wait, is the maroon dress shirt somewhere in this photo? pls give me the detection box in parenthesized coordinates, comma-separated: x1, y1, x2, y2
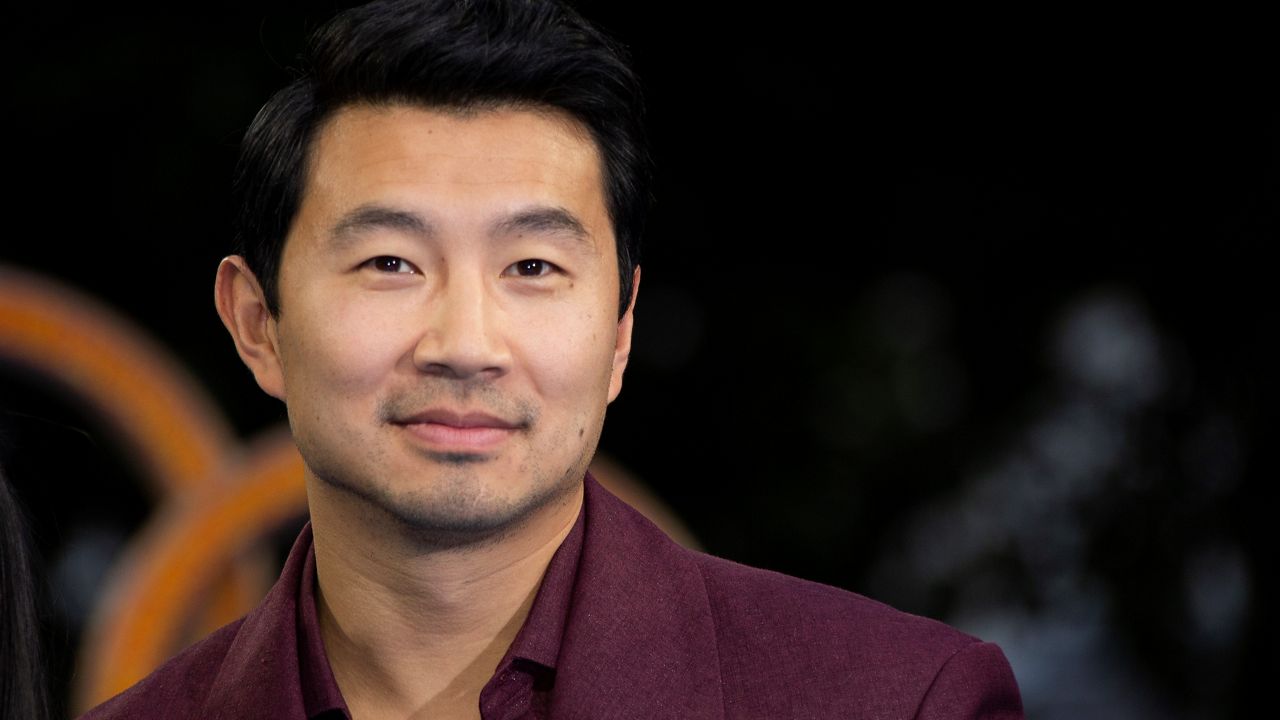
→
(81, 475, 1024, 719)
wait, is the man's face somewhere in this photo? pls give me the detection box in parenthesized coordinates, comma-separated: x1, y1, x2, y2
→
(255, 104, 634, 540)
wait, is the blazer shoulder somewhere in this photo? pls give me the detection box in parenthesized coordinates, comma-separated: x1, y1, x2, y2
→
(692, 552, 1015, 718)
(915, 640, 1024, 720)
(693, 551, 976, 656)
(77, 618, 244, 720)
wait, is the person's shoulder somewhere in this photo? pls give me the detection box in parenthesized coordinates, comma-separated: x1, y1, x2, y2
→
(77, 618, 244, 720)
(696, 548, 972, 650)
(585, 479, 1024, 716)
(690, 552, 1023, 718)
(693, 550, 973, 655)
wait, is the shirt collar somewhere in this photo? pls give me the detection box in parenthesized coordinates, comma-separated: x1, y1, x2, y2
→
(496, 493, 585, 671)
(297, 531, 349, 718)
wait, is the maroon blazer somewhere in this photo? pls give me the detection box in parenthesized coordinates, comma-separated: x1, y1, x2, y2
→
(81, 477, 1023, 719)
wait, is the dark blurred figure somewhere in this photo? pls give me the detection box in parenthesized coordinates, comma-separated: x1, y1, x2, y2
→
(1, 464, 49, 720)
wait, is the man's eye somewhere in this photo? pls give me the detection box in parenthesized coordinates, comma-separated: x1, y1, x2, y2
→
(505, 259, 557, 277)
(363, 256, 416, 274)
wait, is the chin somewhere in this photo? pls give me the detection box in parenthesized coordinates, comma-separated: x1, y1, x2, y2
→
(320, 463, 583, 549)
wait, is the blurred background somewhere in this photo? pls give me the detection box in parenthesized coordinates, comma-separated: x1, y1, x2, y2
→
(2, 3, 1275, 718)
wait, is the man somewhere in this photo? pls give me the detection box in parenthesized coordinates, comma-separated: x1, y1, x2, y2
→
(83, 1, 1023, 718)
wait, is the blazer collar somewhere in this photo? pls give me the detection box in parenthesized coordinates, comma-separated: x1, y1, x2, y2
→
(550, 476, 725, 719)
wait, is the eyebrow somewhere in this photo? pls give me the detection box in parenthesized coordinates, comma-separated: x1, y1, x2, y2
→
(327, 203, 594, 249)
(330, 204, 434, 246)
(489, 207, 591, 247)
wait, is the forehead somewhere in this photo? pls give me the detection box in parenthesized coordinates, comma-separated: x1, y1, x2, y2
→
(297, 103, 610, 235)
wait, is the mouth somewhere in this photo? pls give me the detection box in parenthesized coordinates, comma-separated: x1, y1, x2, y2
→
(391, 408, 525, 453)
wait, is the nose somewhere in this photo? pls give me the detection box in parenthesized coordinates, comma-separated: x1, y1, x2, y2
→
(411, 274, 510, 381)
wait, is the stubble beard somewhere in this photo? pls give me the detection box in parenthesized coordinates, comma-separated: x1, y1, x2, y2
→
(296, 382, 599, 550)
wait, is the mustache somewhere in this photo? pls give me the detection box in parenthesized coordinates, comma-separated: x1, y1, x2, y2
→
(375, 381, 538, 427)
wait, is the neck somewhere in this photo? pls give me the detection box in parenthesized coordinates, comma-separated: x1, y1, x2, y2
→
(308, 477, 583, 720)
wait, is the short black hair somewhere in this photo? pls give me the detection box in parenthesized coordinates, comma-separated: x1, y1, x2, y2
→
(232, 0, 651, 317)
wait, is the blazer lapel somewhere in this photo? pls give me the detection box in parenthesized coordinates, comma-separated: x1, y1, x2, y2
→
(550, 477, 725, 719)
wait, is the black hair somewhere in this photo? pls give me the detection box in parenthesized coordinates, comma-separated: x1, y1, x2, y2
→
(232, 0, 651, 318)
(0, 466, 49, 720)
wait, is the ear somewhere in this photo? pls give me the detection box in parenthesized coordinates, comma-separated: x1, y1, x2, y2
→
(214, 256, 287, 400)
(607, 266, 640, 402)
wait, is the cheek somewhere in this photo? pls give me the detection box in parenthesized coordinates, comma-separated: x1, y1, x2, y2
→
(280, 294, 411, 396)
(515, 304, 618, 407)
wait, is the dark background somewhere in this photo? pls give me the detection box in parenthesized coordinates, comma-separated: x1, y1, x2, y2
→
(2, 3, 1275, 718)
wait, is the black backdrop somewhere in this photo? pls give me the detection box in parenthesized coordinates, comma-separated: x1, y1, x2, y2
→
(2, 3, 1275, 718)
